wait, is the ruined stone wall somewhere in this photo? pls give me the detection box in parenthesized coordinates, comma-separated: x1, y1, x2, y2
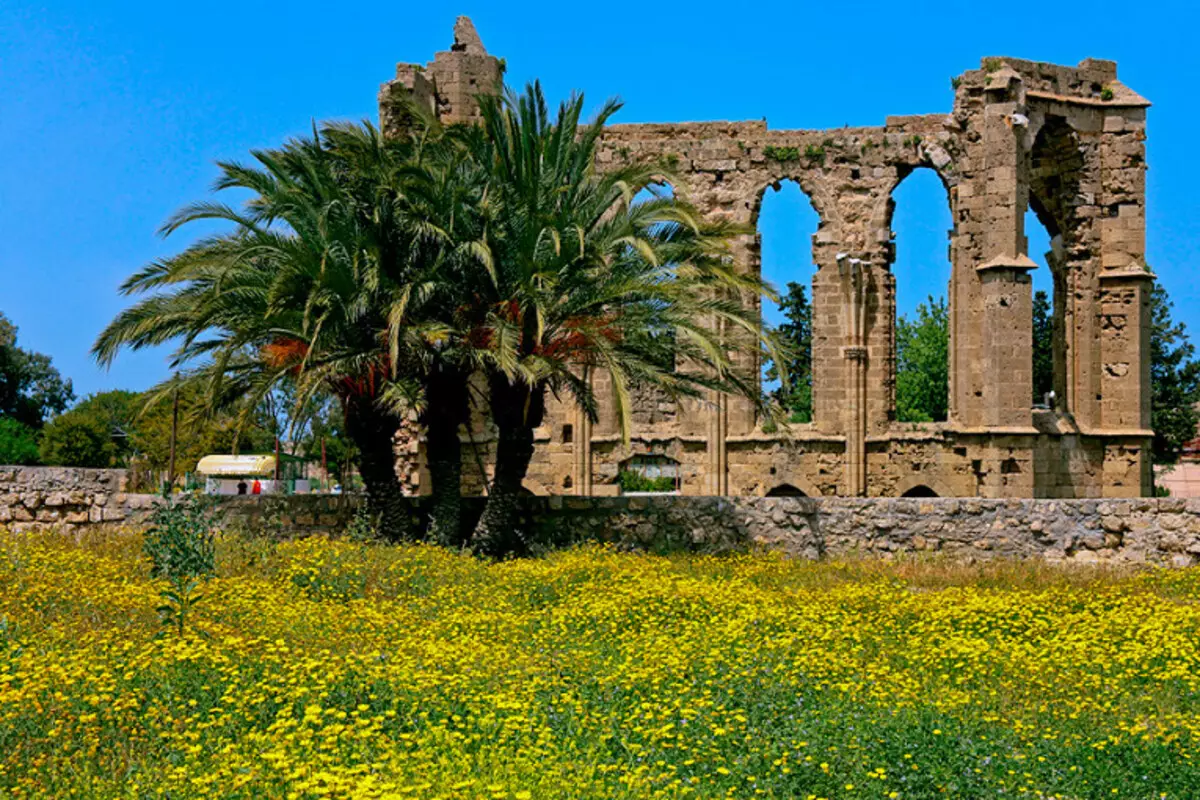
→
(7, 468, 1200, 568)
(533, 496, 1200, 568)
(0, 467, 136, 528)
(0, 467, 361, 535)
(381, 21, 1155, 500)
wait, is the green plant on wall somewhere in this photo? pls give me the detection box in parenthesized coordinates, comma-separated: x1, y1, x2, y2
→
(764, 145, 801, 162)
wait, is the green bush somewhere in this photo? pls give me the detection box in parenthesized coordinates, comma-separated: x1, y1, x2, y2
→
(144, 495, 217, 638)
(0, 418, 40, 465)
(38, 414, 113, 467)
(144, 496, 217, 580)
(617, 470, 676, 493)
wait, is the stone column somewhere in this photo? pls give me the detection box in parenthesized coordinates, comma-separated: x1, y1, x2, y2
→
(1095, 101, 1152, 495)
(706, 388, 728, 495)
(571, 372, 594, 496)
(837, 255, 870, 496)
(973, 68, 1038, 429)
(977, 264, 1034, 428)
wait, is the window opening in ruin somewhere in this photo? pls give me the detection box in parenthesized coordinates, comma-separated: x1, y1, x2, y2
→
(617, 454, 681, 494)
(766, 483, 807, 497)
(1027, 116, 1080, 414)
(1027, 207, 1057, 409)
(561, 423, 573, 444)
(891, 168, 952, 423)
(901, 484, 939, 498)
(758, 180, 819, 424)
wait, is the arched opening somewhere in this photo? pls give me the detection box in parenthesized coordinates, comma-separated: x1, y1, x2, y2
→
(901, 484, 939, 498)
(1027, 116, 1082, 414)
(617, 453, 681, 494)
(758, 180, 820, 423)
(889, 167, 953, 423)
(1026, 207, 1057, 408)
(766, 483, 807, 497)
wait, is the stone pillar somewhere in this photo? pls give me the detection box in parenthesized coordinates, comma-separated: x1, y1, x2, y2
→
(811, 258, 844, 435)
(1098, 273, 1153, 431)
(1096, 100, 1152, 496)
(571, 372, 594, 496)
(977, 264, 1034, 427)
(972, 68, 1038, 429)
(706, 388, 728, 495)
(837, 255, 869, 496)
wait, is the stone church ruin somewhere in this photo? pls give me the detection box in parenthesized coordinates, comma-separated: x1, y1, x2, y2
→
(381, 18, 1154, 499)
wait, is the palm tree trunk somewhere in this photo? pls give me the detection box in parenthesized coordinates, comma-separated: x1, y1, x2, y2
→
(343, 395, 411, 541)
(423, 365, 469, 547)
(473, 377, 545, 555)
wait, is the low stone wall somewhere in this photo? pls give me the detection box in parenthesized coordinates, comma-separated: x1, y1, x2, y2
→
(0, 466, 136, 526)
(532, 496, 1200, 567)
(0, 467, 357, 536)
(4, 466, 1200, 566)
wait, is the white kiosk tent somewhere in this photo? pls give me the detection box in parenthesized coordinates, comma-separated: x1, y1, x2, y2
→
(196, 455, 281, 496)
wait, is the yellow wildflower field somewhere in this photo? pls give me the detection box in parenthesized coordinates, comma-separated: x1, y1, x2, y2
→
(0, 528, 1198, 798)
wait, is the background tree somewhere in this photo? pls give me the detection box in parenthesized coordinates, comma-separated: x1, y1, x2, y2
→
(1032, 290, 1054, 404)
(130, 388, 274, 475)
(0, 418, 40, 465)
(38, 413, 113, 467)
(93, 120, 468, 539)
(895, 296, 949, 423)
(1150, 283, 1200, 464)
(0, 312, 74, 429)
(764, 281, 813, 423)
(38, 390, 141, 468)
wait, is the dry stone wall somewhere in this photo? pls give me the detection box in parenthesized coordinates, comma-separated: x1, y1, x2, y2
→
(532, 496, 1200, 568)
(4, 467, 1200, 567)
(0, 467, 138, 528)
(0, 468, 357, 536)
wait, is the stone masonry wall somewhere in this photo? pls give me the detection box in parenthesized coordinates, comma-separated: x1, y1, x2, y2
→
(533, 496, 1200, 568)
(0, 467, 358, 536)
(0, 467, 137, 528)
(5, 467, 1200, 568)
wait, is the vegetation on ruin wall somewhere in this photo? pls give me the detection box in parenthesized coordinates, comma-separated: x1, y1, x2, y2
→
(2, 528, 1200, 798)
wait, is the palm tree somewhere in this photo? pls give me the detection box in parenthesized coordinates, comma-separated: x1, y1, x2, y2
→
(452, 84, 781, 552)
(94, 118, 483, 540)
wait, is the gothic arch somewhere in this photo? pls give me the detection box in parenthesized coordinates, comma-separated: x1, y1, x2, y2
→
(872, 164, 957, 246)
(748, 172, 837, 237)
(765, 478, 820, 497)
(895, 474, 951, 498)
(1027, 115, 1086, 413)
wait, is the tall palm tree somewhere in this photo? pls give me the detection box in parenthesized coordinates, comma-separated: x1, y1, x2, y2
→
(453, 84, 781, 552)
(94, 118, 483, 540)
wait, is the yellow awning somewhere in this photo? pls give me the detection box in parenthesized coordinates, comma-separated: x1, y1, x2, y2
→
(195, 455, 277, 477)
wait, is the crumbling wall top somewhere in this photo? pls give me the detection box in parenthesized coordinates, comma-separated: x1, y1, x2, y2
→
(451, 16, 487, 55)
(955, 56, 1149, 107)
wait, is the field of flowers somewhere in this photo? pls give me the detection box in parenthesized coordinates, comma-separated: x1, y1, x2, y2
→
(0, 528, 1198, 799)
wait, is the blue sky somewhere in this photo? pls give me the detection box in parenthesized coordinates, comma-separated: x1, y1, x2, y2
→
(2, 0, 1197, 398)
